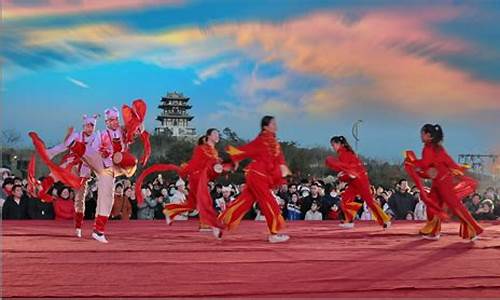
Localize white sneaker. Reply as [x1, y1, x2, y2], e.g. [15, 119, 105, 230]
[268, 234, 290, 243]
[199, 227, 212, 232]
[422, 234, 440, 241]
[212, 227, 223, 240]
[92, 232, 109, 243]
[383, 221, 391, 230]
[470, 235, 481, 242]
[75, 228, 82, 238]
[165, 214, 173, 226]
[339, 222, 355, 229]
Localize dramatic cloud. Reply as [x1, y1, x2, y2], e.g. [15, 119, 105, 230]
[3, 5, 500, 120]
[211, 8, 500, 117]
[3, 0, 184, 19]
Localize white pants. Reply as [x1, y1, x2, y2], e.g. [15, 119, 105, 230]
[83, 147, 133, 217]
[95, 168, 115, 216]
[74, 179, 89, 213]
[83, 148, 115, 217]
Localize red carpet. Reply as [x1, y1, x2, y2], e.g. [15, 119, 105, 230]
[2, 220, 500, 298]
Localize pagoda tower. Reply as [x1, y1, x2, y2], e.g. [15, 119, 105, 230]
[155, 92, 196, 137]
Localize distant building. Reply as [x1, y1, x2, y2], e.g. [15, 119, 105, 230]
[155, 92, 196, 137]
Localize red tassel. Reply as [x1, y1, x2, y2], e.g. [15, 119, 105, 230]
[38, 176, 55, 203]
[29, 132, 82, 189]
[27, 155, 39, 198]
[134, 164, 181, 204]
[138, 131, 151, 166]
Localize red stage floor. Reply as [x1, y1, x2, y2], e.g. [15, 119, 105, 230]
[2, 220, 500, 298]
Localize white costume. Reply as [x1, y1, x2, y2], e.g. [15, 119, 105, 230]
[46, 115, 100, 215]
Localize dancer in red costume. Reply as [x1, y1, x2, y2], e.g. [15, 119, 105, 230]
[83, 100, 151, 243]
[404, 124, 483, 241]
[28, 114, 100, 238]
[135, 128, 232, 240]
[325, 136, 391, 229]
[218, 116, 291, 243]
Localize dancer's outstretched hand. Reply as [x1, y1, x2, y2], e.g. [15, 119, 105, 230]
[280, 164, 291, 177]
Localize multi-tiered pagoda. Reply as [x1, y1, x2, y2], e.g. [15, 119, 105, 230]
[155, 92, 196, 137]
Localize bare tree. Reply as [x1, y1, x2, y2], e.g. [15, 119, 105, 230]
[1, 129, 21, 147]
[222, 127, 240, 142]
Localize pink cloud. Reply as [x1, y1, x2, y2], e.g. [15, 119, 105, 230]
[211, 7, 499, 117]
[3, 0, 184, 19]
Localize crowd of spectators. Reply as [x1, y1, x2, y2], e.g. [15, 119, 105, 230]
[2, 167, 499, 222]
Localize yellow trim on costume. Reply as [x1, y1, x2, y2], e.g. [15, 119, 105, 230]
[220, 198, 247, 229]
[265, 201, 278, 234]
[164, 206, 190, 218]
[371, 205, 391, 223]
[419, 216, 441, 235]
[455, 210, 477, 239]
[343, 202, 362, 222]
[226, 145, 244, 156]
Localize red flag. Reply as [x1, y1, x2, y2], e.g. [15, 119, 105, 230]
[27, 155, 39, 198]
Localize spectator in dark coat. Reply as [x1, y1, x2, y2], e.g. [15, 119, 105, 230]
[2, 185, 29, 220]
[473, 199, 497, 221]
[1, 177, 15, 201]
[300, 182, 323, 219]
[27, 197, 55, 219]
[388, 179, 417, 220]
[465, 193, 482, 214]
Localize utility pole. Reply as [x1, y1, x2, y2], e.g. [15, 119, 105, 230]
[352, 120, 362, 152]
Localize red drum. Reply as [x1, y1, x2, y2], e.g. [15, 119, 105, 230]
[70, 141, 86, 158]
[112, 151, 137, 169]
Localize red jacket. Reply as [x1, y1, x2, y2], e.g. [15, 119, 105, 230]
[325, 147, 367, 182]
[53, 198, 75, 220]
[227, 130, 287, 187]
[414, 142, 465, 178]
[181, 144, 221, 180]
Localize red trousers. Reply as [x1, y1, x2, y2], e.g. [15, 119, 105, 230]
[164, 171, 221, 228]
[341, 179, 390, 226]
[420, 174, 483, 239]
[219, 170, 285, 234]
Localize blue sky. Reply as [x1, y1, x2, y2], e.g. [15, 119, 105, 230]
[1, 0, 499, 161]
